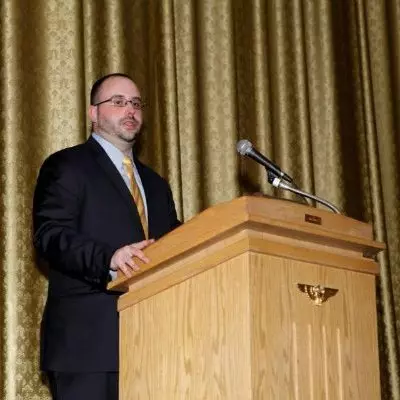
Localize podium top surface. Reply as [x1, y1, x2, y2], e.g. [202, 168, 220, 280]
[108, 196, 385, 292]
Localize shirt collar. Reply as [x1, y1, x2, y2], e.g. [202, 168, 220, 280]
[91, 132, 134, 171]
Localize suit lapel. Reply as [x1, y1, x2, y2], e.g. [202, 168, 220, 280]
[85, 137, 145, 237]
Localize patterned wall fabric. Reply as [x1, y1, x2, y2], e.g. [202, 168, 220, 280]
[0, 0, 399, 398]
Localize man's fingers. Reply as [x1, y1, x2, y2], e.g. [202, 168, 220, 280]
[130, 248, 150, 264]
[119, 264, 132, 277]
[131, 239, 155, 250]
[124, 255, 140, 271]
[115, 257, 140, 276]
[129, 240, 155, 263]
[110, 240, 154, 273]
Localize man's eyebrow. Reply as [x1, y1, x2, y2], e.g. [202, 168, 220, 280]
[112, 95, 142, 100]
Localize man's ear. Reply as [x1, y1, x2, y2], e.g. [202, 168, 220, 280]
[88, 105, 97, 124]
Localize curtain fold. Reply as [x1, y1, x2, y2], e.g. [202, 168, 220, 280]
[1, 0, 399, 398]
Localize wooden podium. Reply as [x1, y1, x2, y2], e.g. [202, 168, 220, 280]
[108, 196, 385, 399]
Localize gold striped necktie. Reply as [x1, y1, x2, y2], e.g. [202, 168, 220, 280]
[122, 156, 148, 239]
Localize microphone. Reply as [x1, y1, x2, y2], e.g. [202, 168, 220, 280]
[236, 139, 293, 183]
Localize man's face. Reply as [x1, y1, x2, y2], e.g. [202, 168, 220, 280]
[89, 77, 143, 144]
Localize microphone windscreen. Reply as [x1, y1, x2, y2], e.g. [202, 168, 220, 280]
[236, 139, 252, 155]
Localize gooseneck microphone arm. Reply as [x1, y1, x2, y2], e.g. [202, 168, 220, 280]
[267, 172, 341, 214]
[237, 139, 341, 214]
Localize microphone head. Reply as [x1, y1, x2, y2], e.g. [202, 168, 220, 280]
[236, 139, 253, 155]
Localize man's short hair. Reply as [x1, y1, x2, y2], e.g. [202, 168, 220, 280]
[90, 73, 133, 105]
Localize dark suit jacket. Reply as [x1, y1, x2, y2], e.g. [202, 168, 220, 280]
[33, 136, 180, 372]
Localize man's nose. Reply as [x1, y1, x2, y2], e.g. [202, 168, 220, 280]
[125, 103, 137, 114]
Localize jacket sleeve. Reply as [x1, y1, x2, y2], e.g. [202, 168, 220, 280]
[32, 153, 116, 286]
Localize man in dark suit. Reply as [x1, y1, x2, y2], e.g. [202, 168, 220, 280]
[33, 73, 180, 400]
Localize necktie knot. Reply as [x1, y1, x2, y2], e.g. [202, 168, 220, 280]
[122, 156, 133, 173]
[122, 156, 132, 165]
[122, 156, 136, 184]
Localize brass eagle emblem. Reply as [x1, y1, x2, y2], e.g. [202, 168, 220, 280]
[297, 284, 338, 306]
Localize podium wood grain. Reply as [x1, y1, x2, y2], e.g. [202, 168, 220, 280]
[110, 197, 384, 399]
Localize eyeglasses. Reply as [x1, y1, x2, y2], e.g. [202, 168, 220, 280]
[94, 95, 145, 110]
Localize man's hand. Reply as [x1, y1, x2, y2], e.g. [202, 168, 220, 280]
[110, 239, 155, 277]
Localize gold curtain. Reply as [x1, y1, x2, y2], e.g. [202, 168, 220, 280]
[0, 0, 399, 398]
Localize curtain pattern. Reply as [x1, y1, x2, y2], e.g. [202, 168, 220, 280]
[0, 0, 399, 398]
